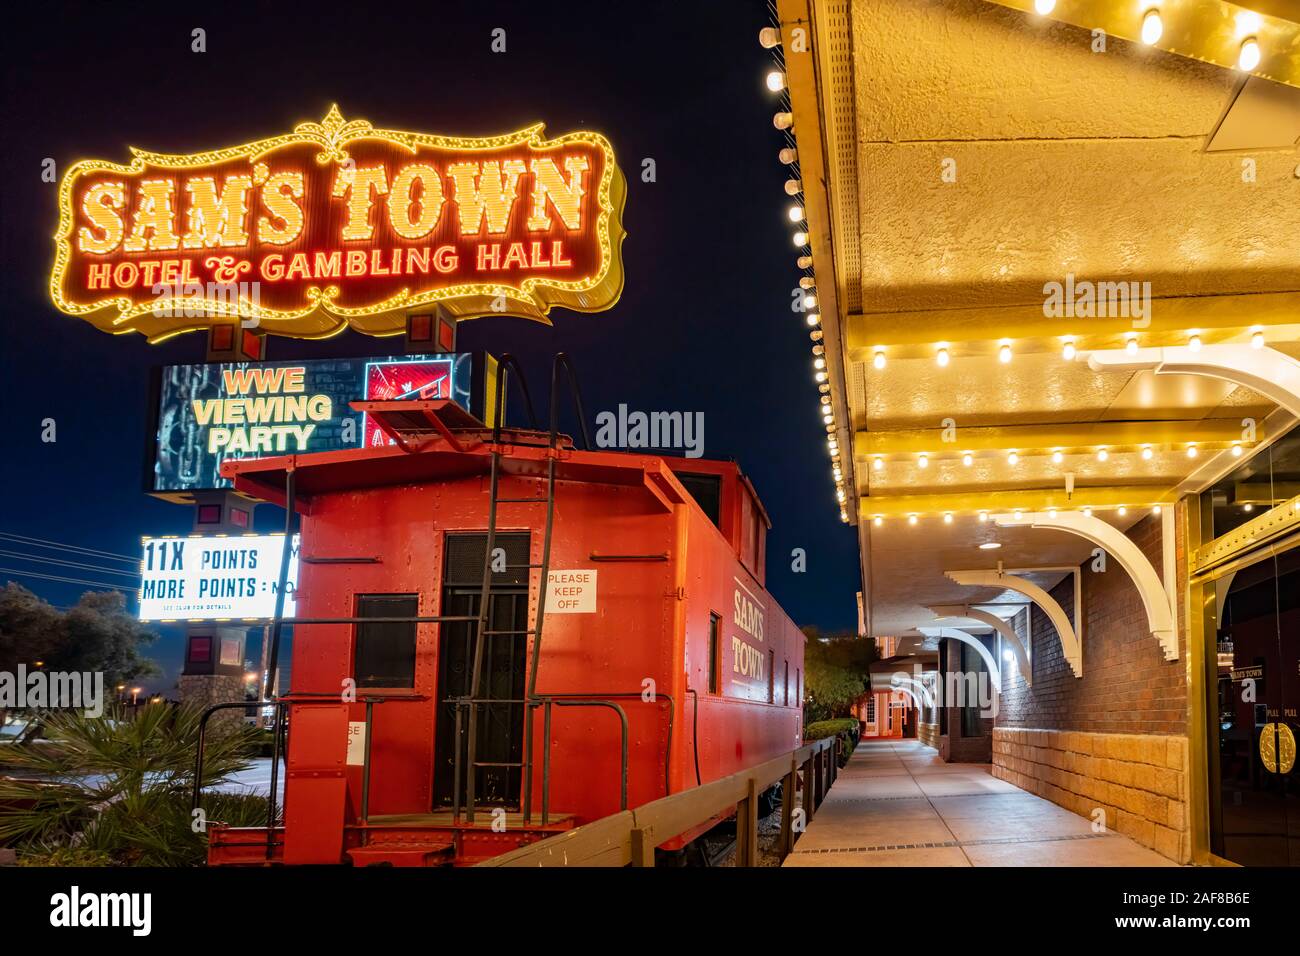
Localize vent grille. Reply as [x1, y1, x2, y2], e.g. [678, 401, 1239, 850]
[820, 0, 861, 314]
[443, 532, 530, 587]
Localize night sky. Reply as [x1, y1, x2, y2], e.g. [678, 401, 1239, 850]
[0, 0, 859, 692]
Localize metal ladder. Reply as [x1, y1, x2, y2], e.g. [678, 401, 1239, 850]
[456, 353, 591, 824]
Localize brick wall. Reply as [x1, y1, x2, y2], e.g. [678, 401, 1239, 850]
[998, 512, 1186, 734]
[991, 510, 1191, 863]
[917, 722, 939, 748]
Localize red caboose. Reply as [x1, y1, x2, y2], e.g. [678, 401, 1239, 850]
[206, 386, 804, 866]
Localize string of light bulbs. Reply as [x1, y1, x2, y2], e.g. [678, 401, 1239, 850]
[1027, 2, 1271, 76]
[762, 22, 850, 524]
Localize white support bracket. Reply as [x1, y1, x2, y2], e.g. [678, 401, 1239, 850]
[918, 625, 1002, 690]
[1087, 343, 1300, 419]
[929, 604, 1032, 687]
[993, 511, 1177, 661]
[946, 567, 1083, 677]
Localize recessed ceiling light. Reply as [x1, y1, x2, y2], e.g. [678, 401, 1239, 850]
[1141, 9, 1163, 46]
[979, 542, 1002, 550]
[1238, 38, 1261, 72]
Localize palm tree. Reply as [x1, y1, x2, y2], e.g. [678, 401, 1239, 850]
[0, 703, 271, 866]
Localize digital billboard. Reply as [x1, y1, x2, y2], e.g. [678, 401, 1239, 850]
[150, 351, 493, 495]
[138, 534, 299, 622]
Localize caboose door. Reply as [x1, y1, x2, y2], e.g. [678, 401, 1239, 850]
[434, 532, 531, 810]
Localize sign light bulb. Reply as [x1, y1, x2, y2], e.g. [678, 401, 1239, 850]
[999, 343, 1012, 364]
[936, 347, 950, 367]
[1062, 340, 1076, 361]
[962, 452, 973, 467]
[788, 205, 804, 222]
[766, 71, 786, 92]
[1051, 450, 1064, 464]
[1141, 445, 1153, 460]
[1034, 0, 1056, 14]
[1252, 330, 1265, 349]
[918, 453, 929, 469]
[873, 350, 886, 369]
[1007, 451, 1018, 466]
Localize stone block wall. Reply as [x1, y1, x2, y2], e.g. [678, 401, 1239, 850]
[992, 727, 1189, 863]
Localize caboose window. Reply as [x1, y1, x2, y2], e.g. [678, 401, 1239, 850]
[354, 593, 419, 688]
[708, 612, 721, 694]
[673, 470, 722, 529]
[768, 650, 775, 702]
[783, 660, 789, 705]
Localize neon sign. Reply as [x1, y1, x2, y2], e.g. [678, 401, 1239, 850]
[51, 106, 626, 340]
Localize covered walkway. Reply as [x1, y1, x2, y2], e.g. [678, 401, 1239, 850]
[783, 740, 1174, 867]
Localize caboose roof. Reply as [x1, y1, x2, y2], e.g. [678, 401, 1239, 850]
[220, 431, 740, 518]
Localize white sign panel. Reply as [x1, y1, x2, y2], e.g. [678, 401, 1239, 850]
[138, 533, 299, 621]
[346, 721, 368, 766]
[545, 569, 597, 614]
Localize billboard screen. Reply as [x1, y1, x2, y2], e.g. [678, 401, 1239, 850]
[138, 534, 299, 622]
[151, 352, 483, 493]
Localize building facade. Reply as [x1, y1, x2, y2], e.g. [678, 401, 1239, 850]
[771, 0, 1300, 865]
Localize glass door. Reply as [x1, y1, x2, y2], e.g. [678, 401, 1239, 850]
[1204, 427, 1300, 865]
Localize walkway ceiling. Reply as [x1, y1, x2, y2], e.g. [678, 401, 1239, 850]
[775, 0, 1300, 637]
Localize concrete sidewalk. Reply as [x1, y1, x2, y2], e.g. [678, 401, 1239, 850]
[783, 739, 1176, 866]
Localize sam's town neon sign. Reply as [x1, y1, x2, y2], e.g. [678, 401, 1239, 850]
[50, 106, 627, 340]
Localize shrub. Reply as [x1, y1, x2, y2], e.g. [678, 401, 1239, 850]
[0, 703, 265, 866]
[804, 718, 860, 767]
